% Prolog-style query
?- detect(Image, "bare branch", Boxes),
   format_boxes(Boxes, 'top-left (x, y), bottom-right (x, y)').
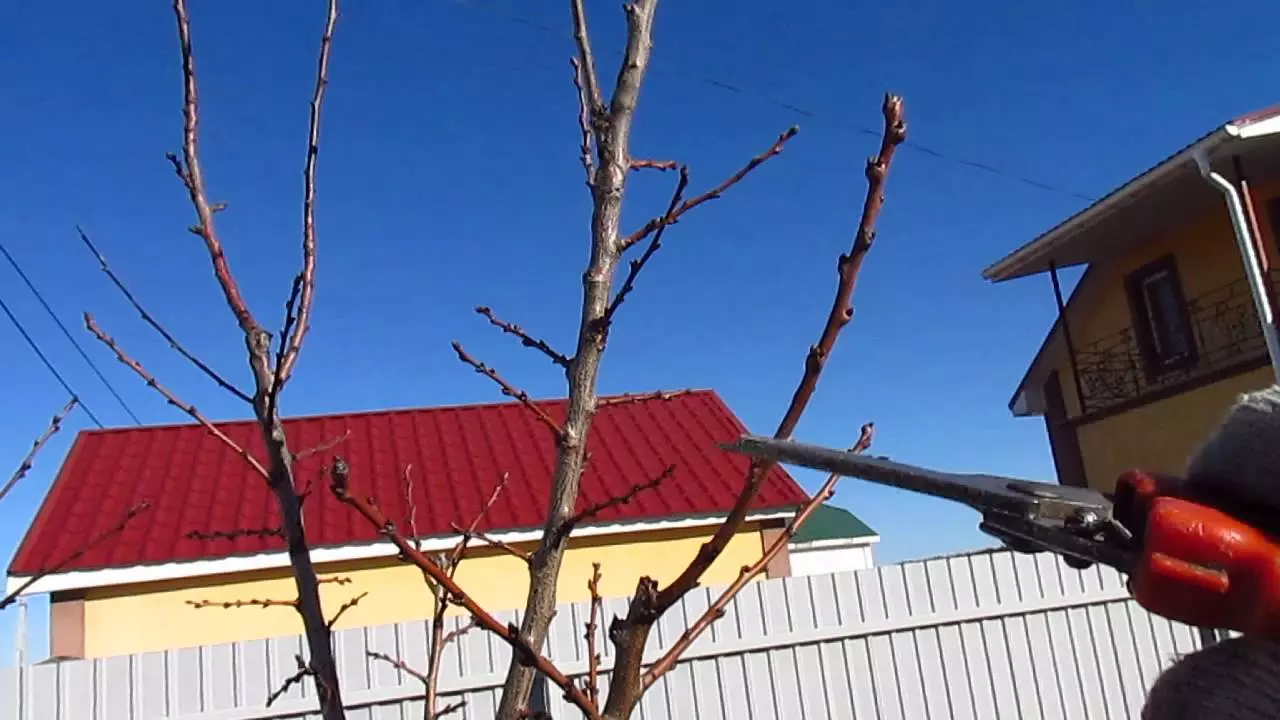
top-left (186, 526), bottom-right (284, 541)
top-left (603, 97), bottom-right (905, 720)
top-left (584, 563), bottom-right (604, 707)
top-left (276, 0), bottom-right (338, 384)
top-left (76, 226), bottom-right (253, 403)
top-left (451, 342), bottom-right (565, 437)
top-left (618, 127), bottom-right (799, 252)
top-left (643, 423), bottom-right (873, 686)
top-left (599, 166), bottom-right (688, 332)
top-left (294, 429), bottom-right (352, 461)
top-left (1, 501), bottom-right (151, 610)
top-left (328, 459), bottom-right (600, 720)
top-left (569, 0), bottom-right (604, 118)
top-left (629, 159), bottom-right (678, 172)
top-left (596, 389), bottom-right (697, 408)
top-left (266, 655), bottom-right (314, 707)
top-left (449, 523), bottom-right (532, 564)
top-left (84, 313), bottom-right (269, 478)
top-left (170, 0), bottom-right (257, 334)
top-left (569, 57), bottom-right (596, 182)
top-left (187, 597), bottom-right (297, 610)
top-left (448, 471), bottom-right (513, 564)
top-left (266, 272), bottom-right (304, 424)
top-left (0, 397), bottom-right (76, 504)
top-left (655, 96), bottom-right (905, 612)
top-left (475, 306), bottom-right (571, 369)
top-left (367, 651), bottom-right (429, 684)
top-left (326, 592), bottom-right (368, 630)
top-left (558, 464), bottom-right (673, 541)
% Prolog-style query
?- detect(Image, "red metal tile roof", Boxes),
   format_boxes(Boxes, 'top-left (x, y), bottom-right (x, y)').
top-left (9, 389), bottom-right (807, 576)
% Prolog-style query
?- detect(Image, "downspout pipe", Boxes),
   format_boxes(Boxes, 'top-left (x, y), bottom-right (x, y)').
top-left (1192, 148), bottom-right (1280, 381)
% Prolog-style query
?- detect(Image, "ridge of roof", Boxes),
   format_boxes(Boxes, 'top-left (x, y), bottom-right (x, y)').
top-left (75, 388), bottom-right (721, 436)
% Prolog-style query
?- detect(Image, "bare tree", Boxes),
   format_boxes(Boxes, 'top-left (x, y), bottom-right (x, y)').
top-left (70, 0), bottom-right (905, 718)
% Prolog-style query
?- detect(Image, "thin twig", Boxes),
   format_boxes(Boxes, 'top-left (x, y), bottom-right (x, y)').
top-left (326, 592), bottom-right (368, 630)
top-left (266, 655), bottom-right (314, 707)
top-left (475, 306), bottom-right (571, 369)
top-left (186, 527), bottom-right (284, 541)
top-left (275, 0), bottom-right (338, 384)
top-left (266, 272), bottom-right (303, 424)
top-left (1, 502), bottom-right (151, 610)
top-left (187, 598), bottom-right (298, 610)
top-left (450, 471), bottom-right (513, 564)
top-left (629, 159), bottom-right (678, 171)
top-left (618, 127), bottom-right (799, 252)
top-left (558, 464), bottom-right (674, 541)
top-left (451, 342), bottom-right (565, 437)
top-left (0, 397), bottom-right (77, 504)
top-left (449, 524), bottom-right (532, 564)
top-left (328, 459), bottom-right (600, 720)
top-left (643, 423), bottom-right (873, 686)
top-left (596, 389), bottom-right (697, 407)
top-left (84, 313), bottom-right (269, 478)
top-left (76, 226), bottom-right (253, 403)
top-left (294, 430), bottom-right (352, 461)
top-left (569, 56), bottom-right (596, 182)
top-left (367, 651), bottom-right (429, 684)
top-left (569, 0), bottom-right (603, 116)
top-left (600, 166), bottom-right (688, 332)
top-left (584, 563), bottom-right (603, 707)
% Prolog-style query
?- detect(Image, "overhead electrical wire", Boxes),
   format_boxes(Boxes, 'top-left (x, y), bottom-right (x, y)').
top-left (455, 0), bottom-right (1098, 203)
top-left (0, 240), bottom-right (141, 425)
top-left (0, 290), bottom-right (104, 428)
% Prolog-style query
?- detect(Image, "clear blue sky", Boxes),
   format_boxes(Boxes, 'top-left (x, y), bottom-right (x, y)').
top-left (1, 0), bottom-right (1276, 663)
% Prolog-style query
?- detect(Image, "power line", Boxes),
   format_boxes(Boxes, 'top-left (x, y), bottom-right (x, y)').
top-left (0, 290), bottom-right (104, 428)
top-left (455, 1), bottom-right (1098, 203)
top-left (0, 240), bottom-right (141, 425)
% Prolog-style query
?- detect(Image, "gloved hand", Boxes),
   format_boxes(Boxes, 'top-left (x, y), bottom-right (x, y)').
top-left (1142, 384), bottom-right (1280, 719)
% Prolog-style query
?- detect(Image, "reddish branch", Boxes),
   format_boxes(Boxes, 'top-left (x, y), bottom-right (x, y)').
top-left (0, 397), bottom-right (76, 505)
top-left (451, 342), bottom-right (565, 437)
top-left (643, 423), bottom-right (874, 686)
top-left (596, 389), bottom-right (697, 407)
top-left (475, 306), bottom-right (571, 369)
top-left (1, 502), bottom-right (151, 610)
top-left (601, 96), bottom-right (905, 720)
top-left (76, 227), bottom-right (253, 403)
top-left (328, 459), bottom-right (601, 720)
top-left (618, 126), bottom-right (799, 252)
top-left (84, 313), bottom-right (270, 478)
top-left (294, 430), bottom-right (352, 461)
top-left (584, 563), bottom-right (604, 707)
top-left (187, 526), bottom-right (283, 541)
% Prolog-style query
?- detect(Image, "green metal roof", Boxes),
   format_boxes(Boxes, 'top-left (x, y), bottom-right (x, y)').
top-left (791, 503), bottom-right (878, 544)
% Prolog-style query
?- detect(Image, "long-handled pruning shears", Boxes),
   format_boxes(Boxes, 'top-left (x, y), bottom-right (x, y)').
top-left (722, 435), bottom-right (1280, 642)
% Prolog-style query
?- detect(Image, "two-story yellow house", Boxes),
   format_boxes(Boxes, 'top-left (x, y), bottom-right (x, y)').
top-left (985, 106), bottom-right (1280, 492)
top-left (6, 389), bottom-right (833, 659)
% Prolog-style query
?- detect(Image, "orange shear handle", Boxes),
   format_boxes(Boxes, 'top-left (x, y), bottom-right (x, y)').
top-left (1114, 469), bottom-right (1280, 641)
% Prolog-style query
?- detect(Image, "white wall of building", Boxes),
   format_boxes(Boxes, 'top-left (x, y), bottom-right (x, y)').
top-left (789, 541), bottom-right (876, 576)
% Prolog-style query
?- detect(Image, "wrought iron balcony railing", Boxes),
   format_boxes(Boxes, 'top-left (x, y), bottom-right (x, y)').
top-left (1074, 270), bottom-right (1280, 415)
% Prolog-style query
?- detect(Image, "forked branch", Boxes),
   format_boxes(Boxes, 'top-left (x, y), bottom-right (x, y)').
top-left (451, 342), bottom-right (566, 437)
top-left (0, 397), bottom-right (77, 504)
top-left (475, 306), bottom-right (571, 369)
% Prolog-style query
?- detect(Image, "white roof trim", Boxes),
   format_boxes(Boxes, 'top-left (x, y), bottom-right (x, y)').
top-left (7, 510), bottom-right (795, 597)
top-left (789, 535), bottom-right (881, 551)
top-left (982, 111), bottom-right (1280, 283)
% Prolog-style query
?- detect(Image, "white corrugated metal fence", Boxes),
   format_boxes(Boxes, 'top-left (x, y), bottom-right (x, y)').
top-left (0, 549), bottom-right (1213, 719)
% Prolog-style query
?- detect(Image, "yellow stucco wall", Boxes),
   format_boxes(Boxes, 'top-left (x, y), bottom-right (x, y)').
top-left (1039, 183), bottom-right (1280, 490)
top-left (1074, 366), bottom-right (1273, 492)
top-left (80, 523), bottom-right (768, 658)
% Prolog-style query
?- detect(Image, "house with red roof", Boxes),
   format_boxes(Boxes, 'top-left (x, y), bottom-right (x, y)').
top-left (5, 389), bottom-right (871, 659)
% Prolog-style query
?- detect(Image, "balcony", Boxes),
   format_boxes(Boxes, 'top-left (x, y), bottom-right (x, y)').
top-left (1074, 270), bottom-right (1279, 415)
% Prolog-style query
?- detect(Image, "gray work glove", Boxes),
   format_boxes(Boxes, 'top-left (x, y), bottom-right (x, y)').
top-left (1142, 384), bottom-right (1280, 719)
